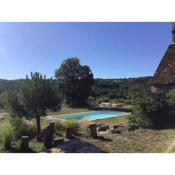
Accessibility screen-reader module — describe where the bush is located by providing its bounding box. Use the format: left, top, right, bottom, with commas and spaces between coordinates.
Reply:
87, 96, 96, 106
96, 96, 110, 104
55, 121, 66, 132
167, 90, 175, 106
1, 91, 25, 117
124, 99, 133, 105
128, 90, 175, 130
64, 120, 80, 134
10, 117, 36, 139
128, 107, 153, 130
0, 127, 14, 150
55, 120, 80, 135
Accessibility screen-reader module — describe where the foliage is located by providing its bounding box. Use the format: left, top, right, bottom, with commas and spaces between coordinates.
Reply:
0, 116, 37, 151
19, 73, 62, 140
0, 76, 151, 109
19, 73, 62, 117
80, 119, 90, 134
87, 96, 96, 106
64, 120, 80, 134
91, 77, 151, 101
129, 89, 175, 130
55, 57, 94, 106
10, 117, 36, 139
1, 72, 62, 140
0, 94, 3, 110
0, 126, 14, 150
55, 121, 66, 132
0, 90, 25, 117
0, 79, 19, 94
167, 90, 175, 106
96, 96, 110, 104
167, 90, 175, 122
55, 120, 80, 135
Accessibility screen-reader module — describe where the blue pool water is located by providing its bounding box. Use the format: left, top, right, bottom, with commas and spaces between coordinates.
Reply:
54, 110, 129, 121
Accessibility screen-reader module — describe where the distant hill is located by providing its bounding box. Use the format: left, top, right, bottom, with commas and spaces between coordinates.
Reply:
0, 77, 152, 99
92, 76, 152, 99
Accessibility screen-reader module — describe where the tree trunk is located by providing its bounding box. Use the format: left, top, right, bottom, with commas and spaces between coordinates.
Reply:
36, 116, 41, 141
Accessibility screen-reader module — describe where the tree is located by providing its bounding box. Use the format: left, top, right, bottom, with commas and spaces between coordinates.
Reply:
1, 90, 25, 117
128, 89, 175, 130
20, 73, 62, 140
3, 73, 62, 141
55, 58, 94, 106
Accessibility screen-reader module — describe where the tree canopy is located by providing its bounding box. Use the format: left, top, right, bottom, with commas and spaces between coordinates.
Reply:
2, 72, 62, 140
55, 58, 94, 106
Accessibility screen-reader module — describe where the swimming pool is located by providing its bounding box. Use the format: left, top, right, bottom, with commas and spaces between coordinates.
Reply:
53, 110, 130, 121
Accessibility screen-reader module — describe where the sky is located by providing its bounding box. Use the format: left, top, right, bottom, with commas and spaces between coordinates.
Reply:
0, 22, 172, 80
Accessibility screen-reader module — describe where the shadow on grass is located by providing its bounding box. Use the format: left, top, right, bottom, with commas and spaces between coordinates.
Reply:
54, 137, 107, 153
5, 147, 37, 153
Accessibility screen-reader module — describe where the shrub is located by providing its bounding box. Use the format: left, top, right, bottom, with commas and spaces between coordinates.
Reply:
55, 120, 80, 135
0, 127, 14, 150
128, 90, 175, 130
10, 117, 36, 139
167, 90, 175, 106
55, 121, 66, 132
64, 120, 80, 134
96, 96, 110, 104
55, 120, 80, 134
128, 106, 153, 130
124, 99, 133, 105
87, 96, 96, 106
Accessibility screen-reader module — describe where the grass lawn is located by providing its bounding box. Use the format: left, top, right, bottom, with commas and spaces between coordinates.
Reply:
0, 108, 175, 153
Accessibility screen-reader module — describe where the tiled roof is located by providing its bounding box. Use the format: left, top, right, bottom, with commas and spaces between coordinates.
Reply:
150, 44, 175, 86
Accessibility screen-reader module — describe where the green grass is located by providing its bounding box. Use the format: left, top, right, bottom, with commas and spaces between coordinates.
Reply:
0, 116, 42, 153
0, 116, 11, 152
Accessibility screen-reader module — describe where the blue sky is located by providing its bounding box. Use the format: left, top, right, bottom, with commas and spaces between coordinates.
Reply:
0, 22, 171, 80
